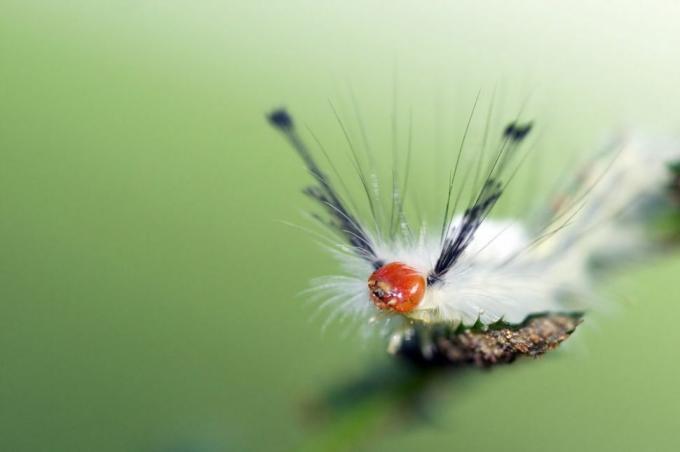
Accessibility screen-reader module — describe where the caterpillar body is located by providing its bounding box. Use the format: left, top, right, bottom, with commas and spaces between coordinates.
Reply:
268, 107, 679, 363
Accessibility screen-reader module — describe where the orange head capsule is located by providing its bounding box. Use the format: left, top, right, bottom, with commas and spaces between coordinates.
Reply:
367, 262, 426, 313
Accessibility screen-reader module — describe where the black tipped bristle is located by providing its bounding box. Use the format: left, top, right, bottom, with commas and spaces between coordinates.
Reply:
503, 121, 533, 142
268, 109, 293, 130
265, 104, 381, 266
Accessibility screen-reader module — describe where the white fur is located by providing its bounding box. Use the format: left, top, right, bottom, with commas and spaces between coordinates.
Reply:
310, 135, 678, 329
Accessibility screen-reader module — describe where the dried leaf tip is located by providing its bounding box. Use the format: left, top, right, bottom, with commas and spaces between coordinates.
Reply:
396, 314, 583, 368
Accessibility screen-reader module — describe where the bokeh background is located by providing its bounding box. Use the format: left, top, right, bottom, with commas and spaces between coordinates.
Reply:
2, 1, 680, 451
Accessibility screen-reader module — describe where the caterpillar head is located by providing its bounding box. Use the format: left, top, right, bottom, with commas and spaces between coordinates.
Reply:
367, 262, 426, 313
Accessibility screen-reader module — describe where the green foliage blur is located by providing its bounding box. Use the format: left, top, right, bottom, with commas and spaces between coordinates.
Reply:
1, 1, 680, 451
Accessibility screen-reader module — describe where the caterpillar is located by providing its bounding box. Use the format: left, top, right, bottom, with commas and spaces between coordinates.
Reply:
267, 105, 680, 366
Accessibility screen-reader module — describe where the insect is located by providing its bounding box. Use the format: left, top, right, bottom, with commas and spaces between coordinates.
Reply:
268, 106, 679, 366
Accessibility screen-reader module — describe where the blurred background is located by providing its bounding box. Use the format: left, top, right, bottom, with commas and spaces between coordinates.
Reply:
2, 1, 680, 450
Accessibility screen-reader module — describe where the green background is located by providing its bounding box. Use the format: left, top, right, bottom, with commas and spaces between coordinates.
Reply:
2, 1, 680, 451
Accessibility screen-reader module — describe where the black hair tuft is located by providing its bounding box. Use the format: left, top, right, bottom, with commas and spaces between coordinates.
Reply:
268, 108, 294, 130
504, 121, 533, 142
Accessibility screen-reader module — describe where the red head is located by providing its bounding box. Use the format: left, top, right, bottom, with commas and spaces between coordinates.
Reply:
367, 262, 426, 313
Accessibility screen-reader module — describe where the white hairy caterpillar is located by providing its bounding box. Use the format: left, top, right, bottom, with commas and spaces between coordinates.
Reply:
267, 105, 680, 361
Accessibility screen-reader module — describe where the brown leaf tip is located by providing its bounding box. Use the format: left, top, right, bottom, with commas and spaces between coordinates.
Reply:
396, 314, 583, 368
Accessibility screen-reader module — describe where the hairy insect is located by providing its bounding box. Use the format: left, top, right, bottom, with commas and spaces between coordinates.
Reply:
268, 106, 679, 365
